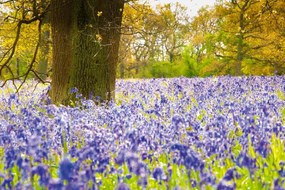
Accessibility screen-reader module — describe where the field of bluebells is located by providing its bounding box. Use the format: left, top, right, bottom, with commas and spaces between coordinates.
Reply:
1, 76, 285, 190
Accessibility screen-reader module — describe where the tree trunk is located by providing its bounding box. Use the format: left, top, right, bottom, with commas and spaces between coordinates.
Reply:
50, 0, 124, 105
236, 16, 244, 76
119, 63, 125, 79
234, 1, 249, 76
236, 37, 243, 76
37, 28, 50, 80
16, 57, 20, 77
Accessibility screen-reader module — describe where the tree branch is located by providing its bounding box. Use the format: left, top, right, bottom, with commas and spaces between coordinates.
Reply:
16, 19, 42, 92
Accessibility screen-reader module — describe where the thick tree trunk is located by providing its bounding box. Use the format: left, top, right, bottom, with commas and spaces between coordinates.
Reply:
50, 0, 124, 104
50, 0, 73, 104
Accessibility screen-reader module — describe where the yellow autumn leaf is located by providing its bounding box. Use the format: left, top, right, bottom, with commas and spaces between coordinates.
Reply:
96, 34, 102, 42
97, 11, 102, 17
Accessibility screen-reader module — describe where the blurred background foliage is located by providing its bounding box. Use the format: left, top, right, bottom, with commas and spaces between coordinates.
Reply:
1, 0, 285, 80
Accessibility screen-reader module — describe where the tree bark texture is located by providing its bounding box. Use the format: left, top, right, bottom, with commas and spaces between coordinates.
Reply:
50, 0, 124, 104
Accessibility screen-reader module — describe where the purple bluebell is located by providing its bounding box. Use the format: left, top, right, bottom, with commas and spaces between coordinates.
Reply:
152, 167, 164, 181
199, 173, 216, 186
236, 152, 256, 170
115, 182, 130, 190
1, 176, 13, 190
222, 167, 238, 181
279, 169, 285, 178
274, 179, 285, 190
48, 178, 64, 190
59, 158, 74, 181
32, 164, 49, 185
217, 180, 236, 190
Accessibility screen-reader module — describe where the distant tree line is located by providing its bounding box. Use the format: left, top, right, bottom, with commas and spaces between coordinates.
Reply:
119, 0, 285, 78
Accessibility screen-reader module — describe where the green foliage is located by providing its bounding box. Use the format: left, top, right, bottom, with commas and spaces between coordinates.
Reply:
242, 59, 275, 76
181, 45, 215, 77
1, 56, 36, 80
137, 60, 188, 78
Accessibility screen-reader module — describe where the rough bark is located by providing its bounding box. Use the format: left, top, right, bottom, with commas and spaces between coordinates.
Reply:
50, 0, 73, 104
50, 0, 124, 104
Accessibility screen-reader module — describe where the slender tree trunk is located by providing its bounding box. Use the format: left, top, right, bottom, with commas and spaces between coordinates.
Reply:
234, 1, 249, 76
119, 63, 125, 79
236, 40, 243, 76
236, 18, 244, 76
16, 57, 20, 77
169, 52, 174, 63
37, 28, 50, 80
50, 0, 124, 104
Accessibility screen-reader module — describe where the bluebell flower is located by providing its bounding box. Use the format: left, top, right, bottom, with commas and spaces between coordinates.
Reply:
171, 114, 184, 126
199, 173, 216, 186
279, 169, 285, 178
59, 158, 74, 181
152, 167, 163, 181
125, 174, 132, 180
126, 152, 139, 173
137, 176, 148, 187
274, 179, 285, 190
223, 167, 237, 181
141, 152, 150, 161
184, 153, 203, 171
236, 152, 256, 170
32, 164, 49, 185
135, 162, 147, 176
255, 140, 270, 158
173, 186, 182, 190
1, 174, 13, 190
280, 161, 285, 167
170, 143, 188, 158
174, 82, 183, 93
115, 182, 130, 190
5, 147, 18, 169
97, 157, 109, 173
217, 180, 236, 190
48, 178, 64, 190
65, 182, 85, 190
1, 133, 11, 145
160, 95, 168, 104
70, 87, 78, 94
14, 182, 23, 190
115, 150, 126, 166
9, 94, 16, 100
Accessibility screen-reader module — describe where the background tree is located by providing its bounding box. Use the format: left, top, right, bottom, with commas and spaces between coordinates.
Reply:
119, 2, 157, 78
119, 2, 191, 78
184, 6, 220, 76
156, 3, 190, 63
185, 0, 285, 76
211, 0, 285, 75
0, 0, 49, 88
